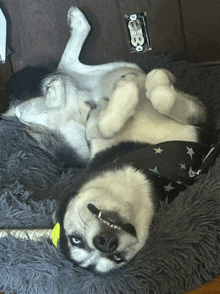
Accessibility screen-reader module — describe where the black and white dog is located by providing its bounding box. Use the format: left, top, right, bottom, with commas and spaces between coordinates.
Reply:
4, 7, 207, 273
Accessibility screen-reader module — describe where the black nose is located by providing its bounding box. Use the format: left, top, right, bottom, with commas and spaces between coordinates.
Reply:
93, 234, 118, 253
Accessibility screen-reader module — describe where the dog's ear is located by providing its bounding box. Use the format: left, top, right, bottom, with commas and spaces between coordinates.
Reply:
54, 169, 91, 226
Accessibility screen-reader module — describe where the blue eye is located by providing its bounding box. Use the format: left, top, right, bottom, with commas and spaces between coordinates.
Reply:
108, 253, 125, 264
72, 237, 82, 244
69, 235, 84, 247
113, 254, 123, 262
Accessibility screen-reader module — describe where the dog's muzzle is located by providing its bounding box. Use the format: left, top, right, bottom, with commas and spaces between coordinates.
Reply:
87, 203, 137, 238
93, 231, 118, 253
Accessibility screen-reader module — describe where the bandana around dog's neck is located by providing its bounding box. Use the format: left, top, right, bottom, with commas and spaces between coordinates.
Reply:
109, 141, 212, 203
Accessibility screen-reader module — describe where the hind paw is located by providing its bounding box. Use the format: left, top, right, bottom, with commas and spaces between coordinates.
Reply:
67, 7, 90, 33
148, 85, 177, 115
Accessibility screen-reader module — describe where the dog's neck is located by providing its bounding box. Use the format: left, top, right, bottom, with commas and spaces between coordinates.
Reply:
88, 140, 208, 203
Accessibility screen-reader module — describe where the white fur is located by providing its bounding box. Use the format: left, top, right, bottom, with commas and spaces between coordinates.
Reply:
3, 7, 206, 160
68, 247, 116, 273
64, 165, 155, 272
3, 7, 207, 273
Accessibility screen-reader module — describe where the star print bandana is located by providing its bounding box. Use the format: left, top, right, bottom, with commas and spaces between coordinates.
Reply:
113, 141, 215, 203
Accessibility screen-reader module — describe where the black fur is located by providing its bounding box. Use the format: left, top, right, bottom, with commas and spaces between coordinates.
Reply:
59, 223, 73, 263
56, 135, 213, 224
6, 64, 57, 107
56, 141, 159, 224
56, 141, 164, 261
27, 124, 87, 168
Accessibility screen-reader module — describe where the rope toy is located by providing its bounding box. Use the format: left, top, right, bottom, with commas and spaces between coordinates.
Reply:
52, 223, 60, 247
0, 223, 61, 247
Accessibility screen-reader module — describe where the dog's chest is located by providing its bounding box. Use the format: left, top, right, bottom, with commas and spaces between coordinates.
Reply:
72, 66, 143, 103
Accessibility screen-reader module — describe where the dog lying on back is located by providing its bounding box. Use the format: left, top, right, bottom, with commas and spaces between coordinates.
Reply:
4, 7, 207, 273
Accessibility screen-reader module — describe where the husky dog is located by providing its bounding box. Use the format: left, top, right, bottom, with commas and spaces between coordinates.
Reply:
4, 7, 207, 273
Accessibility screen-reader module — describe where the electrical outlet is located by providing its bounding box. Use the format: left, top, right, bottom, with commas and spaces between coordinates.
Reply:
125, 12, 152, 53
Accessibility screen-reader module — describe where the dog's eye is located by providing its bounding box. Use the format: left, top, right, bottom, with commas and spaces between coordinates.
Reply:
72, 237, 81, 244
110, 254, 124, 264
113, 254, 123, 262
69, 235, 84, 247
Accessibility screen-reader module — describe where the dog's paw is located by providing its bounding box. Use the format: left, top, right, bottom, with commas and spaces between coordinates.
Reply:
98, 113, 121, 138
98, 75, 139, 138
148, 85, 177, 115
86, 98, 108, 141
145, 69, 177, 115
45, 77, 66, 108
67, 7, 90, 33
88, 97, 118, 139
145, 68, 175, 95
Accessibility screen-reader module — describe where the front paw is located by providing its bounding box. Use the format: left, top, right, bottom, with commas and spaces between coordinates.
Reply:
86, 98, 108, 140
145, 69, 177, 115
148, 85, 177, 115
98, 113, 120, 138
67, 7, 90, 33
145, 68, 175, 95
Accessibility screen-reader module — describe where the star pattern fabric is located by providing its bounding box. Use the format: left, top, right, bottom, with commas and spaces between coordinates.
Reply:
153, 148, 163, 154
149, 166, 160, 174
186, 147, 195, 159
112, 141, 217, 203
164, 182, 175, 192
180, 163, 187, 170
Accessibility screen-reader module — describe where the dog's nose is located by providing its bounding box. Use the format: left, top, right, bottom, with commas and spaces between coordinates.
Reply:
93, 233, 118, 253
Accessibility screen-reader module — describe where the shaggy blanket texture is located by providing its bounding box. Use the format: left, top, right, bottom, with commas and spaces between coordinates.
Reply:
1, 55, 220, 294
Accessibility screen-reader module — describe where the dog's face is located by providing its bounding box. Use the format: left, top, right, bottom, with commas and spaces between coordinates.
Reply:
60, 166, 155, 273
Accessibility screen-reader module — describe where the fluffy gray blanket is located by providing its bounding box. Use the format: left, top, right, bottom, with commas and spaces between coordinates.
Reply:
1, 55, 220, 294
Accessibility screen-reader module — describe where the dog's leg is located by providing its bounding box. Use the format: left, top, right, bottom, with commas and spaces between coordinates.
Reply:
98, 74, 139, 138
58, 7, 91, 72
145, 69, 206, 125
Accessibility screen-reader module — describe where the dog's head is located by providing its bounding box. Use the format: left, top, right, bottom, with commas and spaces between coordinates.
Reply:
57, 166, 156, 273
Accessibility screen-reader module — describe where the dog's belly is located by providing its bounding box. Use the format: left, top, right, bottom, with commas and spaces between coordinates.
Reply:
89, 99, 199, 157
120, 104, 199, 144
4, 65, 144, 161
66, 65, 144, 103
